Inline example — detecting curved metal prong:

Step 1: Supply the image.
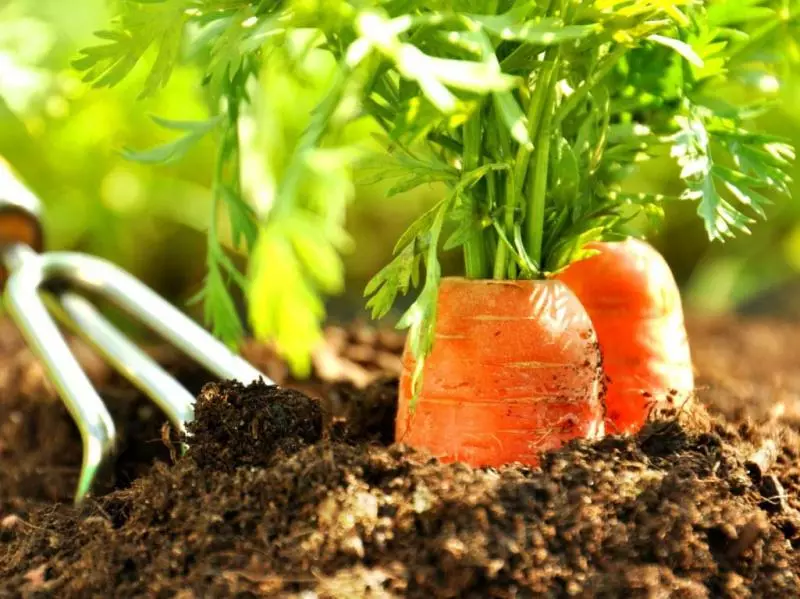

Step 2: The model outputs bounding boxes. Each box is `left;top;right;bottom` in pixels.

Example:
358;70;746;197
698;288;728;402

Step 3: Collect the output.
56;292;195;435
3;245;116;504
38;251;270;385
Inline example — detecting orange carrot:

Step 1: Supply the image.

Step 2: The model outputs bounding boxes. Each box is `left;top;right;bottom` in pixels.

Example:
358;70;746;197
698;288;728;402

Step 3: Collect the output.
555;238;694;434
395;277;605;467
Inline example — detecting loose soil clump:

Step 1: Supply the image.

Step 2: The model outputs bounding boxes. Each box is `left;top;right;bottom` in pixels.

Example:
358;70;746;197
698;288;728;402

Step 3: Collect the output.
1;317;800;597
189;381;323;471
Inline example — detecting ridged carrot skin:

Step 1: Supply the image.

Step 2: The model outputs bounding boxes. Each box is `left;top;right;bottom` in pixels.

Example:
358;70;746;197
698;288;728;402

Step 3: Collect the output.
395;277;605;467
555;238;694;434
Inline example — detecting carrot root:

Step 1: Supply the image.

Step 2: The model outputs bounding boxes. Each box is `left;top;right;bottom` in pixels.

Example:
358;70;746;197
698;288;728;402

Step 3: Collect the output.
395;277;605;467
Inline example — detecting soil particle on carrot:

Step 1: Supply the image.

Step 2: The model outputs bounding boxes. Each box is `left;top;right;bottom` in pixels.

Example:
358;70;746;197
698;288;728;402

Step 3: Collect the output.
1;318;800;597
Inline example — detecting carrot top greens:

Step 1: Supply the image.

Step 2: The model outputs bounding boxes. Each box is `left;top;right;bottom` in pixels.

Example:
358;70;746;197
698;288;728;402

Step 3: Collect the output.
77;0;796;378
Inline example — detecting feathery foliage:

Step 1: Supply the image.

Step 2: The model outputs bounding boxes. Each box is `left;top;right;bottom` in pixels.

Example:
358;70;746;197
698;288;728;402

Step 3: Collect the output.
77;0;797;382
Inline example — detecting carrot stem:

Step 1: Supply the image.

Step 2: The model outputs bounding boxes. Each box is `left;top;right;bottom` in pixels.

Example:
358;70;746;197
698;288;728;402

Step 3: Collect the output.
492;186;510;279
493;119;516;280
526;57;559;268
462;105;487;279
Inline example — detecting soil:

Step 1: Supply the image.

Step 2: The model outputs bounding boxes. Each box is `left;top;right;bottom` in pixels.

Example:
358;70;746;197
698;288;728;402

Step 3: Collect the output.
1;317;800;597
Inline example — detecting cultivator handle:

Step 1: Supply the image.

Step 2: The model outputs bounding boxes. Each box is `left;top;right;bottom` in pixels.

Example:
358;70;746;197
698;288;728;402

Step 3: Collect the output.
0;158;43;281
0;159;271;504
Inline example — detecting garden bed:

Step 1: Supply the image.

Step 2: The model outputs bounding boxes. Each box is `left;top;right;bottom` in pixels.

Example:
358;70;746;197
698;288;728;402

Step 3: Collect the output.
1;316;800;597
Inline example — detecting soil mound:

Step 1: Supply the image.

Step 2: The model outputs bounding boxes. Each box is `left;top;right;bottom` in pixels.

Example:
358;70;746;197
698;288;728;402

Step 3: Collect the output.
2;317;800;597
188;380;323;471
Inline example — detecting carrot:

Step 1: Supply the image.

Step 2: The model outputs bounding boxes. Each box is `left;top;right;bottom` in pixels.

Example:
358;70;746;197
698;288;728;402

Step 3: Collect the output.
395;277;605;467
555;238;694;434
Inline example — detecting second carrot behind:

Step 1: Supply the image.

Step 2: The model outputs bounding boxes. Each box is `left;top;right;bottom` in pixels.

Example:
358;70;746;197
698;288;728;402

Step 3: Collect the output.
556;239;694;434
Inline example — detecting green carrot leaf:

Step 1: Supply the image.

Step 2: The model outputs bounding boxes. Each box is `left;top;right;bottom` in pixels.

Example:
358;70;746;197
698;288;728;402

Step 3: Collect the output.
221;186;259;252
648;34;705;68
670;113;793;241
73;0;188;98
706;0;775;27
470;11;598;46
122;115;222;164
248;226;325;378
397;199;450;405
444;194;484;251
365;243;419;320
188;258;244;349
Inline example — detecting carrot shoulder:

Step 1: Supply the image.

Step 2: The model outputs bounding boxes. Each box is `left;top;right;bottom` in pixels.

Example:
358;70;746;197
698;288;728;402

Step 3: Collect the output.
396;277;605;467
555;239;694;434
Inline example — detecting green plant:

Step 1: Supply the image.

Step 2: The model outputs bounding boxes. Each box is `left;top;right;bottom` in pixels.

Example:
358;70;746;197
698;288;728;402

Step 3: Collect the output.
77;0;796;381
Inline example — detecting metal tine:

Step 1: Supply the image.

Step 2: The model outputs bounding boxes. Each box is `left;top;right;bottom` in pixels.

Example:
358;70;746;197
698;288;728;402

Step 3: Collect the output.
3;245;116;504
32;249;270;386
55;292;196;435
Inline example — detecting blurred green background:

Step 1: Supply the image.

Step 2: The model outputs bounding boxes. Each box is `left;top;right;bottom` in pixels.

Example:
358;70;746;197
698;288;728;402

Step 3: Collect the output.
2;0;800;326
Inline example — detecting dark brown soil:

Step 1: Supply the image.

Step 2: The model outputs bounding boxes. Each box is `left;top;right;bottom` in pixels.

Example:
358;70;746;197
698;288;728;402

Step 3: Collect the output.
188;381;323;472
2;316;800;597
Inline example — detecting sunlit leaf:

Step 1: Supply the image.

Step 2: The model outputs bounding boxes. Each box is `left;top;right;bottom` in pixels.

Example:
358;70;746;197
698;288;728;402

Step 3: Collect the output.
470;12;597;45
648;34;704;67
248;226;325;377
121;115;222;164
222;186;258;252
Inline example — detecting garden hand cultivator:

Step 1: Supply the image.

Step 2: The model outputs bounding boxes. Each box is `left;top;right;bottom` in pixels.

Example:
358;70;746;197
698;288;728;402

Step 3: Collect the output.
0;160;271;504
